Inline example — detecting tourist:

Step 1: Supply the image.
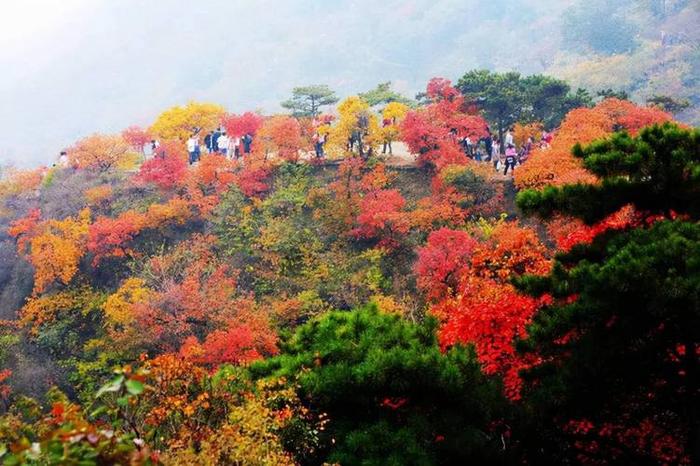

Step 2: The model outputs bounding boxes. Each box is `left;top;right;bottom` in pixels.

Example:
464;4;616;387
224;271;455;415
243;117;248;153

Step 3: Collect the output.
204;131;215;153
232;135;241;158
212;127;222;153
492;138;501;170
505;129;514;147
483;134;493;161
187;134;199;165
242;133;253;154
503;144;517;175
217;132;230;157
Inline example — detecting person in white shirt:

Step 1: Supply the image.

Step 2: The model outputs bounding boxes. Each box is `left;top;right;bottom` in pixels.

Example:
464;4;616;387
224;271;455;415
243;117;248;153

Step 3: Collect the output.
187;136;198;164
217;132;230;157
58;151;69;167
505;130;514;147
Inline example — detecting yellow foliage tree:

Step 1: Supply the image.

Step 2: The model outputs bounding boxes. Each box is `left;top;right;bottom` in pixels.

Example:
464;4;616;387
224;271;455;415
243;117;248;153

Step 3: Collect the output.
28;209;91;294
84;185;113;205
513;122;543;147
150;102;226;142
327;96;380;158
67;134;132;172
160;383;298;466
21;286;103;331
103;278;151;328
382;101;410;121
380;102;410;154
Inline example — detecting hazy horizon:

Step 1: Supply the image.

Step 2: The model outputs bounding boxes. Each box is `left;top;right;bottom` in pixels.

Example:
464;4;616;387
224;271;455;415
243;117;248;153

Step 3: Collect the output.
2;0;696;168
0;0;574;168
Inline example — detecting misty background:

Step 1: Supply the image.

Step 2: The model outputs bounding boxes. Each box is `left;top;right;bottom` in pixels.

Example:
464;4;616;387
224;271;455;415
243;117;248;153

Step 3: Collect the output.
1;0;698;167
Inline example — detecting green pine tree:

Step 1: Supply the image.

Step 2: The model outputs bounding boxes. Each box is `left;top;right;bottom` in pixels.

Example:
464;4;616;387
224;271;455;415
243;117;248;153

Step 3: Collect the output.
251;305;508;466
515;123;700;464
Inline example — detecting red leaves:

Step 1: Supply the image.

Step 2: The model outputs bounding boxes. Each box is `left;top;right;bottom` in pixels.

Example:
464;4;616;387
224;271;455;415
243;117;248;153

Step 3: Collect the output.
8;208;41;254
183;154;236;213
563;416;688;465
401;77;488;170
424;222;552;400
426;77;461;102
235;164;272;198
121;126;151;151
136;142;188;189
180;320;278;367
351;189;410;248
380;397;408;410
50;402;65;421
547;205;638;252
415;228;477;302
434;277;544;400
0;369;11;400
88;211;142;263
221;111;264;137
88;199;192;264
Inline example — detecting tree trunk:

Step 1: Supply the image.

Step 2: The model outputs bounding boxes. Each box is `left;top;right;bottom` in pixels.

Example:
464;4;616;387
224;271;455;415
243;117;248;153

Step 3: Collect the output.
498;119;505;154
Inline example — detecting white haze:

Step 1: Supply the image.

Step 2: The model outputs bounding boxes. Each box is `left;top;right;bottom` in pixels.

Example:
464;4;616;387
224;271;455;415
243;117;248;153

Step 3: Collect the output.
0;0;652;167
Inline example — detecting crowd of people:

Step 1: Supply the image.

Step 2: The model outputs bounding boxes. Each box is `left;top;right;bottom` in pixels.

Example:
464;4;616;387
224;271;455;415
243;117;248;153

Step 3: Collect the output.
184;128;254;164
56;121;553;174
456;128;553;176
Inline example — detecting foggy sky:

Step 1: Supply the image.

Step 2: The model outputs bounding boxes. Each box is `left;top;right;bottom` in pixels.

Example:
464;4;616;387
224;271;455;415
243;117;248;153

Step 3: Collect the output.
0;0;567;167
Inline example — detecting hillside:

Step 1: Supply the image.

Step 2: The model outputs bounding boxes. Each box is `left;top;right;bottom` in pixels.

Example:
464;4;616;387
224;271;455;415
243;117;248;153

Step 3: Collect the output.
545;0;700;125
0;76;698;465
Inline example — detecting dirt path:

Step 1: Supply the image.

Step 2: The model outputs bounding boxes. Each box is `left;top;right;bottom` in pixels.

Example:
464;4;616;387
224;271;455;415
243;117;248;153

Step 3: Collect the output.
284;141;519;181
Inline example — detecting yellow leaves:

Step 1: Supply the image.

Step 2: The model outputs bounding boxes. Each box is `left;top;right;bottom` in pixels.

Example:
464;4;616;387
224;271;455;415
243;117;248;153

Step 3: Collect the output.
29;209;91;294
379;103;409;145
382;102;409;121
159;380;298;466
338;95;369;116
114;151;142;171
103;278;151;327
150;101;226;142
513;122;543;147
370;294;406;316
21;286;102;331
30;236;81;292
67;134;131;172
327;96;381;158
141;197;192;229
84;185;113;205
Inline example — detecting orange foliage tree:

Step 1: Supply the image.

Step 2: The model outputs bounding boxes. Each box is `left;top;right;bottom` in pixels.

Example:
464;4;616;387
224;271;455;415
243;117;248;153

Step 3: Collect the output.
104;236;278;356
514;99;673;189
10;209;91;294
183;154;236;213
252;115;304;163
310;158;395;237
88;198;192;264
67;134;132;172
425;222;551;399
0;167;46;198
